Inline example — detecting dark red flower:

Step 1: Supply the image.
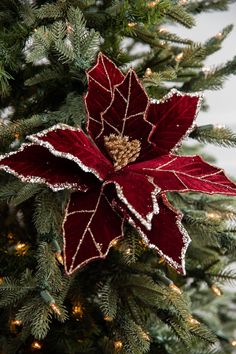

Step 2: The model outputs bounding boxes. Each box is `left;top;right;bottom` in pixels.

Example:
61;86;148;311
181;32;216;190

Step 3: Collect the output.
1;53;236;275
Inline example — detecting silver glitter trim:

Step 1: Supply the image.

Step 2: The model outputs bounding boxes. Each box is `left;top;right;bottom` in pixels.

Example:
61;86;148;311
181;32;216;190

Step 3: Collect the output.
104;177;160;231
149;88;204;152
0;143;83;191
62;189;125;275
27;123;107;181
161;194;191;275
123;194;190;275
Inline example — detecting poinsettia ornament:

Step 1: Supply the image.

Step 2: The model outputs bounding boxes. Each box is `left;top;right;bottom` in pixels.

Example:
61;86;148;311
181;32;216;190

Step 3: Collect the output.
1;53;236;275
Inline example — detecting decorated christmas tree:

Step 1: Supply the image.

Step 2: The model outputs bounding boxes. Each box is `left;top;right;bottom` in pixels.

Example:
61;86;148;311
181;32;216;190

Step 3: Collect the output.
1;1;236;353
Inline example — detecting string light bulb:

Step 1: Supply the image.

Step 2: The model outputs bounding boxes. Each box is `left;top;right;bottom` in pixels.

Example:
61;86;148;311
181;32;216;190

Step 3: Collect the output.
169;283;182;295
128;22;137;28
15;242;29;255
7;232;14;240
188;316;200;325
50;303;61;316
72;304;83;319
110;239;119;247
11;319;22;326
31;341;42;350
55;252;64;265
139;239;148;248
206;211;221;221
211;284;222;296
114;340;123;350
159;27;167;33
50;239;64;264
142;331;150;341
9;319;22;333
175;52;184;62
158;257;165;264
147;0;159;7
104;315;113;321
144;68;153;77
66;24;73;33
216;32;222;39
214;124;225;129
231;340;236;346
202;67;211;78
40;290;61;316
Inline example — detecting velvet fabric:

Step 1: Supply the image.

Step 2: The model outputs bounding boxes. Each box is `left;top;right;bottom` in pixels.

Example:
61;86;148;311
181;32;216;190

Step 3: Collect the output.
1;53;236;274
117;194;189;274
63;186;124;274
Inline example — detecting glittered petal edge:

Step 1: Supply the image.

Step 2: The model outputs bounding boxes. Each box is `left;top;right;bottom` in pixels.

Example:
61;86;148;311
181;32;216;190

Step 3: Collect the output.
149;88;204;152
0;143;84;191
27;123;105;181
104;176;161;230
125;194;191;275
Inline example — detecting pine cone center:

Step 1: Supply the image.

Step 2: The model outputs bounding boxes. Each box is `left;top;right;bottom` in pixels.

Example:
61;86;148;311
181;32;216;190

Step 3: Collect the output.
104;134;141;170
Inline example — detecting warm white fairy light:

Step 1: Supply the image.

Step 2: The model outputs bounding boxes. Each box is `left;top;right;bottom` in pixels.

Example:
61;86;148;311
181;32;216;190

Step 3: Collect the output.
110;239;119;247
104;315;113;321
72;303;83;319
147;0;159;7
55;252;64;265
214;124;226;129
10;319;22;333
202;67;211;77
206;211;221;221
50;302;61;316
114;340;123;349
144;68;153;77
15;242;29;255
169;283;182;295
188;316;200;325
159;27;167;33
31;341;42;350
211;284;222;297
11;319;22;326
175;52;184;62
231;340;236;346
128;22;137;28
142;331;150;341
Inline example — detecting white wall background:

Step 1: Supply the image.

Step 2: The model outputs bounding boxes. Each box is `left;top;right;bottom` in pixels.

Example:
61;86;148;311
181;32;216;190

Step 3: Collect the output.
171;2;236;176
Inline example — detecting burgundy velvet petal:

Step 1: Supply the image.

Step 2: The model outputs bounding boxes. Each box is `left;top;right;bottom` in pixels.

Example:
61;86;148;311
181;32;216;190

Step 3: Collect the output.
63;186;124;274
0;143;92;191
127;154;236;195
105;169;160;230
85;53;124;141
96;70;154;160
147;89;202;154
28;124;113;180
117;194;190;274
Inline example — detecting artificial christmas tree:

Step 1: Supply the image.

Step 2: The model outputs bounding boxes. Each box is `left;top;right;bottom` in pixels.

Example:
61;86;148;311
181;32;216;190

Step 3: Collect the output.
1;1;236;353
